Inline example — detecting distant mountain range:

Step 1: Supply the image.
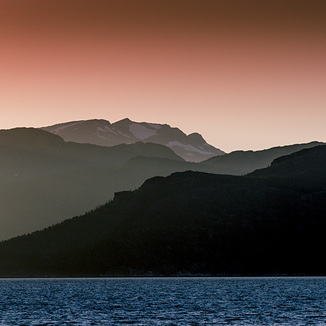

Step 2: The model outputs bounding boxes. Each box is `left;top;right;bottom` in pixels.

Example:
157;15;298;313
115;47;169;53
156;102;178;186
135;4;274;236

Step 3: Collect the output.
1;144;325;277
202;141;324;175
0;126;323;241
0;128;214;240
42;118;224;162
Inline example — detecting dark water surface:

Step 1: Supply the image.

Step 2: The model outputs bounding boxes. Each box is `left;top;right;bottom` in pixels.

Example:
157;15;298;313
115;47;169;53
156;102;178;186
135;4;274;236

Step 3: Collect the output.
0;277;326;325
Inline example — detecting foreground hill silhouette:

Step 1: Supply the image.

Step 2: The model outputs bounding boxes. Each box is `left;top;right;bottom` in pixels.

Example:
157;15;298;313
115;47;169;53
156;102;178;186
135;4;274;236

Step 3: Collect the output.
1;145;325;277
250;145;326;181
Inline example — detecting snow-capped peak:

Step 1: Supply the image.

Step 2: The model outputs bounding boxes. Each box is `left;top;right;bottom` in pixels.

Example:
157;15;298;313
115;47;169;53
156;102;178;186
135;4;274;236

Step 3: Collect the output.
42;118;224;162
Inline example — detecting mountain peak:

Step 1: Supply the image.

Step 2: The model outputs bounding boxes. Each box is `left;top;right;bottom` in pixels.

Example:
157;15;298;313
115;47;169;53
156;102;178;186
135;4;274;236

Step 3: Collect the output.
121;118;132;122
88;119;111;124
113;118;132;125
42;118;225;162
187;132;206;142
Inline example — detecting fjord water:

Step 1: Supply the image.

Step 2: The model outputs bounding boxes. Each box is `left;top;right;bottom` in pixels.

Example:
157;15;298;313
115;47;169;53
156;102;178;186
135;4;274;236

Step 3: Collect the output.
0;277;325;325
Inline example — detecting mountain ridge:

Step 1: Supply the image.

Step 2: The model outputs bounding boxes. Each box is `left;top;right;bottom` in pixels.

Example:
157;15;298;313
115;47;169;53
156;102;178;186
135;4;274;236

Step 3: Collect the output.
41;118;225;162
0;126;324;243
1;145;326;276
202;141;324;175
0;127;196;240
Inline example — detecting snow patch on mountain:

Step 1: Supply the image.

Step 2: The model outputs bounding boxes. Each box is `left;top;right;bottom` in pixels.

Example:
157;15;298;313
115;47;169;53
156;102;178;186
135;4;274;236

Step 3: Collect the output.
116;129;133;138
106;128;118;135
97;133;107;139
167;141;215;155
42;118;225;162
129;123;157;140
52;121;83;134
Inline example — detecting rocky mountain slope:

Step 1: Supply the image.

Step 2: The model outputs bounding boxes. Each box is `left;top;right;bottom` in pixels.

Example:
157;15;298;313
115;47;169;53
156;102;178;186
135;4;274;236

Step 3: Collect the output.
42;118;224;162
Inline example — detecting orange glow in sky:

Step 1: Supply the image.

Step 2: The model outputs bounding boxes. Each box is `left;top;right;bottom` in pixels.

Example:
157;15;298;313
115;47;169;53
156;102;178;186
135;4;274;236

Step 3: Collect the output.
1;0;325;152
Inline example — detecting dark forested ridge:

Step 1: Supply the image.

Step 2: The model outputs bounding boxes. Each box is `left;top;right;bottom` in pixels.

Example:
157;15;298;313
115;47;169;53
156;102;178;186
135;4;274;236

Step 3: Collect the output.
1;145;326;277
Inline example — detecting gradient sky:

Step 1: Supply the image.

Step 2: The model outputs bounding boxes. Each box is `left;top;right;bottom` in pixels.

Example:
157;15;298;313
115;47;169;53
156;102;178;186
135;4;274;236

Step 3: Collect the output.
1;0;325;152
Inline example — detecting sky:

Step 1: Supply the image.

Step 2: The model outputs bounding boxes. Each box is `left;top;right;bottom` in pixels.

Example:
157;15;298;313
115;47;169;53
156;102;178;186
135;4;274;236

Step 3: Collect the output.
0;0;325;152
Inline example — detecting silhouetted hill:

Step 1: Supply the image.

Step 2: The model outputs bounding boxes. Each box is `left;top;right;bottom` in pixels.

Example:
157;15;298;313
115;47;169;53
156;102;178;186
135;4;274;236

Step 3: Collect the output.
202;141;323;175
250;145;326;178
1;128;216;240
1;146;325;277
249;145;326;190
42;119;224;162
0;128;183;179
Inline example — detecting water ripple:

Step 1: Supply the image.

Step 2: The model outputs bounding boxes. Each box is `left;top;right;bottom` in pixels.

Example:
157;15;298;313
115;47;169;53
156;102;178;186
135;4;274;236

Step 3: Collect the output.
0;277;326;325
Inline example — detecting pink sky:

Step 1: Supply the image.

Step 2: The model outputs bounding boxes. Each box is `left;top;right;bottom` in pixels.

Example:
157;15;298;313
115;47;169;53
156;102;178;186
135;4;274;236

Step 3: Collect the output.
0;0;325;152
